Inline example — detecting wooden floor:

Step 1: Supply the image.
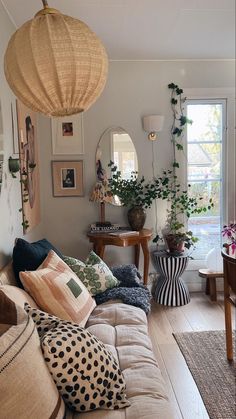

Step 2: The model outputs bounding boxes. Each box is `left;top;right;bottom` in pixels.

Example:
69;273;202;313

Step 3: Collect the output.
148;292;235;419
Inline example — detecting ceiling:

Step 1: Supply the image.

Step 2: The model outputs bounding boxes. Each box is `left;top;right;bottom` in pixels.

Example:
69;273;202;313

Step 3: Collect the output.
1;0;235;60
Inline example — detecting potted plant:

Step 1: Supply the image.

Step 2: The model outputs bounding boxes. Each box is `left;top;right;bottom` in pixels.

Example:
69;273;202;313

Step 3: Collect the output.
222;222;236;258
154;169;212;252
108;161;158;230
153;83;213;253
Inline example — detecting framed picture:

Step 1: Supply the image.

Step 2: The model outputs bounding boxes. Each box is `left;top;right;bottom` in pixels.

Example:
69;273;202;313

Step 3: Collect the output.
16;99;40;233
51;160;84;197
51;114;84;155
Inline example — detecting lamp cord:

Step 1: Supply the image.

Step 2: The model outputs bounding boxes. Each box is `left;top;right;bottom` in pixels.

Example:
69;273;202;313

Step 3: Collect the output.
152;141;158;236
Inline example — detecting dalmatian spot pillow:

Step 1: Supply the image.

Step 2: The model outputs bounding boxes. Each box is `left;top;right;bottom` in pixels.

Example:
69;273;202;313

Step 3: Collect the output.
25;304;130;413
63;252;119;296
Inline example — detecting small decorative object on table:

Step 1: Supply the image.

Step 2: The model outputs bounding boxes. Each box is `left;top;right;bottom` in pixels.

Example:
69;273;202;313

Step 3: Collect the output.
222;222;236;258
89;179;113;225
152;250;190;306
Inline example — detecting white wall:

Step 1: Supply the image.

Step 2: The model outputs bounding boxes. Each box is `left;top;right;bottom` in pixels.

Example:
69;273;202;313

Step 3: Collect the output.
0;2;44;268
38;60;235;276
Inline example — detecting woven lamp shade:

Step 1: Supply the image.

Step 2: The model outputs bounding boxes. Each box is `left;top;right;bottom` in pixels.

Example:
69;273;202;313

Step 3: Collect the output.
4;6;108;117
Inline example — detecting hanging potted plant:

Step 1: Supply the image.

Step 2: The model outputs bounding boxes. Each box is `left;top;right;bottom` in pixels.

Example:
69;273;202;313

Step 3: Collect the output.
108;161;158;230
153;83;214;253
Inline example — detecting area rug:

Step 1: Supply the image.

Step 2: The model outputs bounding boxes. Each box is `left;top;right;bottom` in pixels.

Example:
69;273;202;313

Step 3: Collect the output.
173;330;236;419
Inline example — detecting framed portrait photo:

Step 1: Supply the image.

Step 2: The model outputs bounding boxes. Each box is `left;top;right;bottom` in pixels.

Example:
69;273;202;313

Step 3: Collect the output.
51;114;84;155
51;160;84;197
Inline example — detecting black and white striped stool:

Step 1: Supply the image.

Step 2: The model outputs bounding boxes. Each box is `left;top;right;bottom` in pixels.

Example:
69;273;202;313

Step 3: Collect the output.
152;251;190;306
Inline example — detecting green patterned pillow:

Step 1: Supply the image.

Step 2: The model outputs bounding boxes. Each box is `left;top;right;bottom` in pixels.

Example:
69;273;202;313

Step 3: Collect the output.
63;252;119;296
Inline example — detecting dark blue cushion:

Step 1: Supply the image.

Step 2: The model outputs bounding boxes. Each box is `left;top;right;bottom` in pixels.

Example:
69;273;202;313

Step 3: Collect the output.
13;238;63;287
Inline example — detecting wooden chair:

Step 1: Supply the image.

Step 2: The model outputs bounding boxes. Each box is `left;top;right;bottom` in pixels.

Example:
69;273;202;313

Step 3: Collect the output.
221;249;236;361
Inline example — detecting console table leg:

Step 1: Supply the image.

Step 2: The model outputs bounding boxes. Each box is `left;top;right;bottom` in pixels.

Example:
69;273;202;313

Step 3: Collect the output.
134;244;140;269
141;240;149;286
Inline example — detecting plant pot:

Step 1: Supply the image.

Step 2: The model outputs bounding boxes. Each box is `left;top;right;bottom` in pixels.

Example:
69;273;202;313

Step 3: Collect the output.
164;233;185;254
224;244;236;259
127;206;146;231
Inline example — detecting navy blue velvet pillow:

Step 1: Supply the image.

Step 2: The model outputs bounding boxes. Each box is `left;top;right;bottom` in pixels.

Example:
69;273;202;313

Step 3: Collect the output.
13;238;63;287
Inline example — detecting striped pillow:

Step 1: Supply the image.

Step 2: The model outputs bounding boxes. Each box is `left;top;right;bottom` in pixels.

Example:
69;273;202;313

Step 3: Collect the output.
20;250;96;326
0;290;65;419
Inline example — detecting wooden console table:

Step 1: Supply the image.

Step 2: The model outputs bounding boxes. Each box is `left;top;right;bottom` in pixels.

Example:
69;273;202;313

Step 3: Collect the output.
87;228;152;285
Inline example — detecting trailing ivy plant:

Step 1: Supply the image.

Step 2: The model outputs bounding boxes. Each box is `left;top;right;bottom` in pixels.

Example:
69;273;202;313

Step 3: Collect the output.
153;83;214;251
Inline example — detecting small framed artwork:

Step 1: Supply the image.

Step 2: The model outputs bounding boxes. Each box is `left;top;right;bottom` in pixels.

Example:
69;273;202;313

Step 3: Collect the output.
51;160;84;197
51;114;84;155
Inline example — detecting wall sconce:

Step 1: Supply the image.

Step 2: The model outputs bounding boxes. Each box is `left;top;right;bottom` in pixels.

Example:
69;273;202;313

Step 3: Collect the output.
142;115;164;140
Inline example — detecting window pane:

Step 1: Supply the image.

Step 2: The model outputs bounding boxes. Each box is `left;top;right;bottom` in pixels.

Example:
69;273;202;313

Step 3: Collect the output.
187;104;223;143
187;101;224;259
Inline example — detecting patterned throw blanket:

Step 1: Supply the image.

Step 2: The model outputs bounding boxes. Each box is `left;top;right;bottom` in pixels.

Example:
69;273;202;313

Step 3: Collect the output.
94;264;151;314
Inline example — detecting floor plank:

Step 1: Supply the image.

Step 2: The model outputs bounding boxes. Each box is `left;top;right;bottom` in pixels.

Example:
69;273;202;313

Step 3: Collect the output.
148;292;233;419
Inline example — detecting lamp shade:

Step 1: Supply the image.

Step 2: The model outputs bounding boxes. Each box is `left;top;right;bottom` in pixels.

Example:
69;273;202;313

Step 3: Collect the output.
4;6;108;117
142;115;164;133
90;181;113;204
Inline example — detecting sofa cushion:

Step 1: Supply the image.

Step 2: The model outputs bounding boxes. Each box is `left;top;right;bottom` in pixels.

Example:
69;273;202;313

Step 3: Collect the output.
82;302;172;419
0;291;65;419
0;284;39;309
13;238;63;286
25;304;130;413
20;250;96;326
63;251;119;296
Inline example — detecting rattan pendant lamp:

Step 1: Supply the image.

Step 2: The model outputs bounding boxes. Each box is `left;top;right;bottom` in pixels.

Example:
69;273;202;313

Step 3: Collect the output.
4;0;108;117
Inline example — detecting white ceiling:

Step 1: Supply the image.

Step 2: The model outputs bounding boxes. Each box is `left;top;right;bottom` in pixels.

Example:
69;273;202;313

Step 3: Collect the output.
1;0;235;60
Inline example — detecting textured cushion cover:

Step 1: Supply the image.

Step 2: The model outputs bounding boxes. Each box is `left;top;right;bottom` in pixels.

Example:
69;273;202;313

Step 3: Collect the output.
20;250;96;327
63;251;119;296
13;238;63;286
0;291;65;419
111;264;142;287
0;285;39;309
25;304;130;413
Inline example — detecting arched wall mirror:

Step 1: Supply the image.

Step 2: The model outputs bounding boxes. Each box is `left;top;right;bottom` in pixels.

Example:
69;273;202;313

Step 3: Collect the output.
96;126;138;180
0;100;4;195
95;127;138;206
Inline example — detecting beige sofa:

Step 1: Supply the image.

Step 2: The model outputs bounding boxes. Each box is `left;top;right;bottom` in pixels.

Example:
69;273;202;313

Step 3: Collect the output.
0;262;173;419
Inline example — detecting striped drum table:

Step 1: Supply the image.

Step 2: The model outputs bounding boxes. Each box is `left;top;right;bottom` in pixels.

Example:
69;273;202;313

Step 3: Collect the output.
152;251;190;306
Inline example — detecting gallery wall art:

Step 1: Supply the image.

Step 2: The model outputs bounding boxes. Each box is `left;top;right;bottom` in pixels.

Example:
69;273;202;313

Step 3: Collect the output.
51;114;84;155
51;160;84;197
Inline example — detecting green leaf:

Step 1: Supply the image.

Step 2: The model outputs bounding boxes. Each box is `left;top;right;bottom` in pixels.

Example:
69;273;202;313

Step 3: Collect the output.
176;143;184;150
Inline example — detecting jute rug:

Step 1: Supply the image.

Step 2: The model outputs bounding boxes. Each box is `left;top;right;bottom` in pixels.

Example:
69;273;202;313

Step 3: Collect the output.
173;330;236;419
